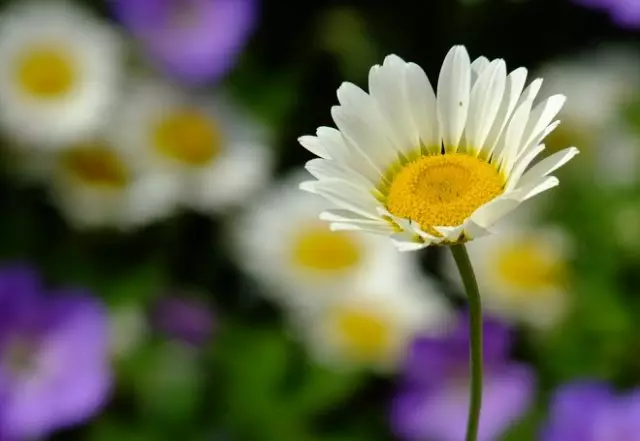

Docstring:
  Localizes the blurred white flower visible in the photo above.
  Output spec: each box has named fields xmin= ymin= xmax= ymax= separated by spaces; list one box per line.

xmin=446 ymin=222 xmax=572 ymax=330
xmin=290 ymin=267 xmax=453 ymax=372
xmin=538 ymin=47 xmax=640 ymax=187
xmin=45 ymin=135 xmax=180 ymax=230
xmin=229 ymin=171 xmax=419 ymax=310
xmin=0 ymin=1 xmax=123 ymax=148
xmin=112 ymin=78 xmax=273 ymax=214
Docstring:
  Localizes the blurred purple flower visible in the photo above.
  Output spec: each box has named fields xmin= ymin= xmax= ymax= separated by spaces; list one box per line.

xmin=390 ymin=314 xmax=534 ymax=441
xmin=542 ymin=381 xmax=640 ymax=441
xmin=113 ymin=0 xmax=258 ymax=85
xmin=0 ymin=264 xmax=111 ymax=440
xmin=574 ymin=0 xmax=640 ymax=28
xmin=152 ymin=297 xmax=215 ymax=347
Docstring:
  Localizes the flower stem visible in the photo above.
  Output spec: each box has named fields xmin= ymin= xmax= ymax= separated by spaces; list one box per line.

xmin=450 ymin=244 xmax=483 ymax=441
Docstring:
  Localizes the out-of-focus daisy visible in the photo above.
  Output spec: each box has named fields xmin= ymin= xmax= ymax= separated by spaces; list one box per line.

xmin=0 ymin=263 xmax=111 ymax=440
xmin=299 ymin=45 xmax=578 ymax=251
xmin=113 ymin=78 xmax=272 ymax=214
xmin=573 ymin=0 xmax=640 ymax=29
xmin=445 ymin=224 xmax=572 ymax=330
xmin=113 ymin=0 xmax=257 ymax=85
xmin=539 ymin=48 xmax=640 ymax=187
xmin=0 ymin=1 xmax=123 ymax=148
xmin=230 ymin=171 xmax=417 ymax=309
xmin=391 ymin=314 xmax=535 ymax=441
xmin=291 ymin=267 xmax=452 ymax=372
xmin=542 ymin=381 xmax=640 ymax=441
xmin=45 ymin=134 xmax=180 ymax=230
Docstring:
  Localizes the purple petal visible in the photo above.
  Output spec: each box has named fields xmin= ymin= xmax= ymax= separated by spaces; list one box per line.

xmin=114 ymin=0 xmax=257 ymax=85
xmin=541 ymin=381 xmax=613 ymax=441
xmin=2 ymin=292 xmax=111 ymax=439
xmin=609 ymin=1 xmax=640 ymax=28
xmin=0 ymin=265 xmax=42 ymax=341
xmin=392 ymin=363 xmax=534 ymax=441
xmin=153 ymin=297 xmax=215 ymax=347
xmin=403 ymin=313 xmax=512 ymax=385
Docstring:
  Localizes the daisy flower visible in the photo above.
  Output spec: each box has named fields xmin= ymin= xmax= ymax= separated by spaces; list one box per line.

xmin=0 ymin=1 xmax=123 ymax=148
xmin=113 ymin=78 xmax=273 ymax=214
xmin=299 ymin=45 xmax=579 ymax=251
xmin=290 ymin=266 xmax=452 ymax=372
xmin=46 ymin=134 xmax=180 ymax=230
xmin=229 ymin=171 xmax=417 ymax=310
xmin=446 ymin=223 xmax=572 ymax=330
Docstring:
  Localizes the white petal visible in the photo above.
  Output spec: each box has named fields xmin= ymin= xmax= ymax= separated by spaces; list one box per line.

xmin=521 ymin=95 xmax=566 ymax=151
xmin=301 ymin=179 xmax=381 ymax=220
xmin=482 ymin=67 xmax=528 ymax=160
xmin=369 ymin=55 xmax=419 ymax=155
xmin=305 ymin=158 xmax=373 ymax=188
xmin=406 ymin=62 xmax=440 ymax=153
xmin=434 ymin=225 xmax=465 ymax=242
xmin=513 ymin=120 xmax=560 ymax=166
xmin=299 ymin=135 xmax=330 ymax=159
xmin=462 ymin=221 xmax=493 ymax=240
xmin=320 ymin=209 xmax=389 ymax=227
xmin=511 ymin=176 xmax=559 ymax=201
xmin=471 ymin=56 xmax=491 ymax=81
xmin=329 ymin=222 xmax=393 ymax=235
xmin=437 ymin=46 xmax=471 ymax=152
xmin=518 ymin=147 xmax=580 ymax=187
xmin=469 ymin=196 xmax=521 ymax=228
xmin=505 ymin=144 xmax=546 ymax=190
xmin=496 ymin=97 xmax=534 ymax=173
xmin=331 ymin=106 xmax=394 ymax=174
xmin=391 ymin=236 xmax=429 ymax=252
xmin=515 ymin=78 xmax=543 ymax=109
xmin=466 ymin=59 xmax=507 ymax=155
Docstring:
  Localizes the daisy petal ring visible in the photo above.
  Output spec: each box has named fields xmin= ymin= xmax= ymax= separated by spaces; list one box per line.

xmin=298 ymin=45 xmax=579 ymax=251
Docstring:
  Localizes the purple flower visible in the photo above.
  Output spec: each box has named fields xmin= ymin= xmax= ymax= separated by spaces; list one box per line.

xmin=0 ymin=264 xmax=111 ymax=440
xmin=113 ymin=0 xmax=258 ymax=85
xmin=542 ymin=381 xmax=640 ymax=441
xmin=152 ymin=297 xmax=215 ymax=347
xmin=574 ymin=0 xmax=640 ymax=29
xmin=391 ymin=314 xmax=534 ymax=441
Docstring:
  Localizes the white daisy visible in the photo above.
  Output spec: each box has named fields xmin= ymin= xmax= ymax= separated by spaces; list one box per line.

xmin=290 ymin=267 xmax=453 ymax=372
xmin=0 ymin=0 xmax=123 ymax=148
xmin=45 ymin=134 xmax=180 ymax=230
xmin=298 ymin=45 xmax=579 ymax=251
xmin=446 ymin=223 xmax=572 ymax=330
xmin=112 ymin=78 xmax=273 ymax=214
xmin=230 ymin=171 xmax=416 ymax=310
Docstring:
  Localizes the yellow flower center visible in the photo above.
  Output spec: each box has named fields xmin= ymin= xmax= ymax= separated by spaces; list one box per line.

xmin=494 ymin=239 xmax=565 ymax=292
xmin=385 ymin=153 xmax=504 ymax=237
xmin=15 ymin=46 xmax=76 ymax=98
xmin=290 ymin=224 xmax=361 ymax=272
xmin=152 ymin=109 xmax=222 ymax=166
xmin=332 ymin=307 xmax=391 ymax=361
xmin=60 ymin=142 xmax=129 ymax=188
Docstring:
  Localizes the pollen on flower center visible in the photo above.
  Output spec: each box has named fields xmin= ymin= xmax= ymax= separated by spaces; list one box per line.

xmin=291 ymin=225 xmax=361 ymax=272
xmin=385 ymin=153 xmax=504 ymax=236
xmin=60 ymin=142 xmax=129 ymax=188
xmin=332 ymin=307 xmax=390 ymax=360
xmin=495 ymin=240 xmax=565 ymax=291
xmin=16 ymin=46 xmax=76 ymax=98
xmin=152 ymin=109 xmax=222 ymax=166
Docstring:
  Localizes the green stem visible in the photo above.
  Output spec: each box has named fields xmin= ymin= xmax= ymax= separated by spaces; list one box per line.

xmin=450 ymin=244 xmax=483 ymax=441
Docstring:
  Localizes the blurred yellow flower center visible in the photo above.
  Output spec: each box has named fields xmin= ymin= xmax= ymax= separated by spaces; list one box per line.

xmin=332 ymin=308 xmax=390 ymax=360
xmin=495 ymin=240 xmax=564 ymax=291
xmin=291 ymin=225 xmax=361 ymax=272
xmin=153 ymin=109 xmax=222 ymax=166
xmin=386 ymin=153 xmax=504 ymax=237
xmin=16 ymin=46 xmax=76 ymax=98
xmin=60 ymin=143 xmax=129 ymax=188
